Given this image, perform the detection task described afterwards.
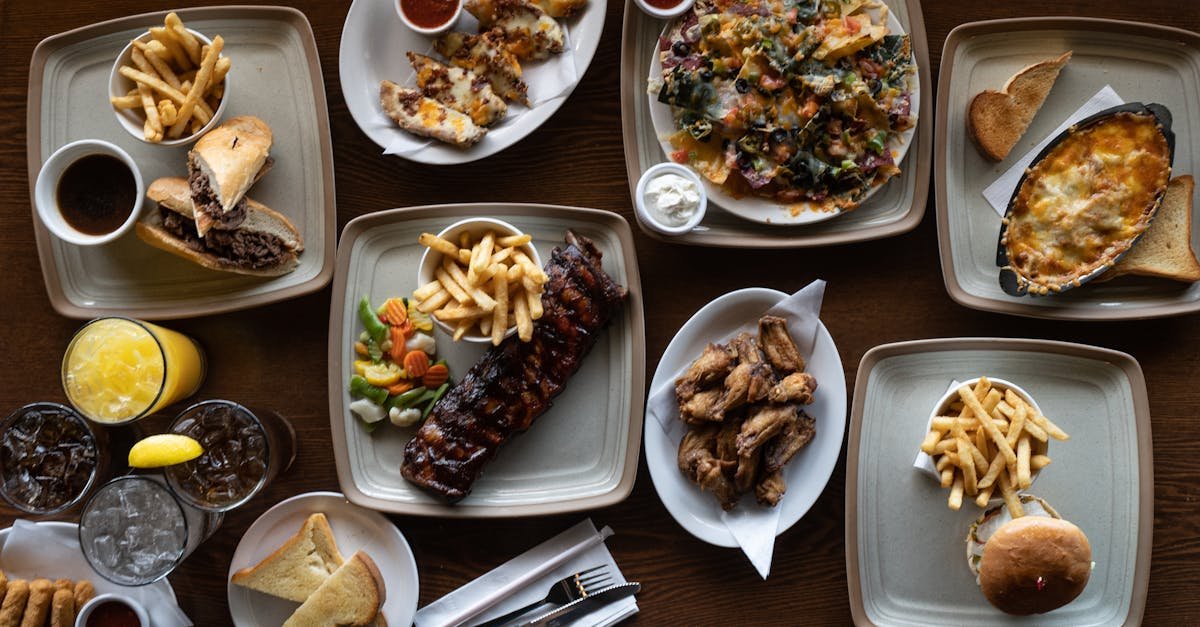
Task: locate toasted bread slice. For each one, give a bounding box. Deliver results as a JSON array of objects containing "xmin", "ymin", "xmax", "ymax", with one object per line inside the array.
[
  {"xmin": 968, "ymin": 51, "xmax": 1071, "ymax": 161},
  {"xmin": 283, "ymin": 551, "xmax": 385, "ymax": 627},
  {"xmin": 230, "ymin": 513, "xmax": 344, "ymax": 603},
  {"xmin": 1097, "ymin": 176, "xmax": 1200, "ymax": 283}
]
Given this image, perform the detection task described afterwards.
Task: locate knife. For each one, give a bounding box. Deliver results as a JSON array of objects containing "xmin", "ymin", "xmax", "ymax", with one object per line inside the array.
[{"xmin": 512, "ymin": 582, "xmax": 641, "ymax": 627}]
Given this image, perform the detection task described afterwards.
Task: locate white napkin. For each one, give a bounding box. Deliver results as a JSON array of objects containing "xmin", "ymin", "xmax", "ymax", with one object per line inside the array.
[
  {"xmin": 382, "ymin": 19, "xmax": 580, "ymax": 158},
  {"xmin": 912, "ymin": 380, "xmax": 960, "ymax": 480},
  {"xmin": 982, "ymin": 85, "xmax": 1124, "ymax": 215},
  {"xmin": 415, "ymin": 519, "xmax": 637, "ymax": 627},
  {"xmin": 645, "ymin": 280, "xmax": 827, "ymax": 579},
  {"xmin": 0, "ymin": 519, "xmax": 191, "ymax": 627}
]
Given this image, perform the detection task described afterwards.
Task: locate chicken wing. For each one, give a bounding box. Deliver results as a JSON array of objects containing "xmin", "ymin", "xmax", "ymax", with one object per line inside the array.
[
  {"xmin": 763, "ymin": 409, "xmax": 816, "ymax": 473},
  {"xmin": 677, "ymin": 425, "xmax": 739, "ymax": 510},
  {"xmin": 729, "ymin": 332, "xmax": 765, "ymax": 365},
  {"xmin": 734, "ymin": 449, "xmax": 761, "ymax": 493},
  {"xmin": 736, "ymin": 404, "xmax": 797, "ymax": 457},
  {"xmin": 675, "ymin": 343, "xmax": 734, "ymax": 402},
  {"xmin": 755, "ymin": 469, "xmax": 786, "ymax": 506},
  {"xmin": 768, "ymin": 372, "xmax": 818, "ymax": 404},
  {"xmin": 679, "ymin": 389, "xmax": 724, "ymax": 424},
  {"xmin": 758, "ymin": 315, "xmax": 805, "ymax": 374}
]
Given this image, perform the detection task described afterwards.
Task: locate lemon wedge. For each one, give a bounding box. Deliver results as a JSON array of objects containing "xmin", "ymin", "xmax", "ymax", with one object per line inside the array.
[{"xmin": 128, "ymin": 434, "xmax": 204, "ymax": 468}]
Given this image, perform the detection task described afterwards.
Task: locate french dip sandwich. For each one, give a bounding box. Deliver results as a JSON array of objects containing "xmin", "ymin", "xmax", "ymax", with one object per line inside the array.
[
  {"xmin": 137, "ymin": 177, "xmax": 302, "ymax": 277},
  {"xmin": 188, "ymin": 115, "xmax": 274, "ymax": 236}
]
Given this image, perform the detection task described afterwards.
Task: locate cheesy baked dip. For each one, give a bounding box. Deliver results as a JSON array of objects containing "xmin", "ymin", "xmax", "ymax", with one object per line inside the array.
[{"xmin": 1002, "ymin": 111, "xmax": 1171, "ymax": 295}]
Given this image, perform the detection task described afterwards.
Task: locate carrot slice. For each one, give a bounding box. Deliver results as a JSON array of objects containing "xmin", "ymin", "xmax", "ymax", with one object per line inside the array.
[
  {"xmin": 386, "ymin": 298, "xmax": 408, "ymax": 326},
  {"xmin": 404, "ymin": 350, "xmax": 430, "ymax": 378},
  {"xmin": 422, "ymin": 363, "xmax": 449, "ymax": 388},
  {"xmin": 387, "ymin": 381, "xmax": 414, "ymax": 396},
  {"xmin": 389, "ymin": 326, "xmax": 407, "ymax": 363}
]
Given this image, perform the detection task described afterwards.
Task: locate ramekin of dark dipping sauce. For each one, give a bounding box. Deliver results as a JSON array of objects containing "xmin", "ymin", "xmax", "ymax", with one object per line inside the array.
[
  {"xmin": 75, "ymin": 594, "xmax": 149, "ymax": 627},
  {"xmin": 34, "ymin": 140, "xmax": 144, "ymax": 246},
  {"xmin": 395, "ymin": 0, "xmax": 462, "ymax": 35}
]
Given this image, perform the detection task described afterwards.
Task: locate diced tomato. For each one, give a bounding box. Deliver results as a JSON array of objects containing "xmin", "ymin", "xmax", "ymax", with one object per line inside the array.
[
  {"xmin": 845, "ymin": 16, "xmax": 861, "ymax": 34},
  {"xmin": 670, "ymin": 149, "xmax": 690, "ymax": 163}
]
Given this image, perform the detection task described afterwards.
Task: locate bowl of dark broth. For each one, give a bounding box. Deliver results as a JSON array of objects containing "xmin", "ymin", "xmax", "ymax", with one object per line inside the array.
[{"xmin": 35, "ymin": 140, "xmax": 143, "ymax": 245}]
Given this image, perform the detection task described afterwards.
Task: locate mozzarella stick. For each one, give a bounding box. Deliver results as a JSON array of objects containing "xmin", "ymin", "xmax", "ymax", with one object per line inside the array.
[
  {"xmin": 0, "ymin": 580, "xmax": 27, "ymax": 627},
  {"xmin": 20, "ymin": 579, "xmax": 52, "ymax": 627},
  {"xmin": 49, "ymin": 589, "xmax": 74, "ymax": 627},
  {"xmin": 73, "ymin": 581, "xmax": 94, "ymax": 611}
]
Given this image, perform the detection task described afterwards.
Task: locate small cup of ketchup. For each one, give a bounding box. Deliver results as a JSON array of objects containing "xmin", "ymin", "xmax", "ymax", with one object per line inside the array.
[
  {"xmin": 74, "ymin": 594, "xmax": 149, "ymax": 627},
  {"xmin": 34, "ymin": 139, "xmax": 144, "ymax": 246},
  {"xmin": 634, "ymin": 0, "xmax": 694, "ymax": 19},
  {"xmin": 395, "ymin": 0, "xmax": 462, "ymax": 35}
]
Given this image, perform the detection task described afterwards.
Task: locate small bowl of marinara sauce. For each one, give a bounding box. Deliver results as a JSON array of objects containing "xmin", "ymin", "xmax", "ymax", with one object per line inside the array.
[
  {"xmin": 634, "ymin": 0, "xmax": 694, "ymax": 19},
  {"xmin": 396, "ymin": 0, "xmax": 462, "ymax": 36}
]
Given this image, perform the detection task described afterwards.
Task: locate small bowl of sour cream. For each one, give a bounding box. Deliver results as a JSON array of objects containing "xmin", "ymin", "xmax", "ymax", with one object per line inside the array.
[{"xmin": 635, "ymin": 162, "xmax": 706, "ymax": 236}]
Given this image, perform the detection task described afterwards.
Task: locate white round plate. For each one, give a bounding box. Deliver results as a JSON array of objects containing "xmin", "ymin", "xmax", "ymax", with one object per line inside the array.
[
  {"xmin": 227, "ymin": 491, "xmax": 419, "ymax": 626},
  {"xmin": 646, "ymin": 11, "xmax": 920, "ymax": 225},
  {"xmin": 339, "ymin": 0, "xmax": 607, "ymax": 164},
  {"xmin": 645, "ymin": 288, "xmax": 847, "ymax": 547},
  {"xmin": 0, "ymin": 521, "xmax": 180, "ymax": 616}
]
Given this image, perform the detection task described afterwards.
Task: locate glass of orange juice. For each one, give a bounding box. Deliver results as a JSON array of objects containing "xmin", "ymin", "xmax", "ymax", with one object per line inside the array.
[{"xmin": 62, "ymin": 318, "xmax": 206, "ymax": 425}]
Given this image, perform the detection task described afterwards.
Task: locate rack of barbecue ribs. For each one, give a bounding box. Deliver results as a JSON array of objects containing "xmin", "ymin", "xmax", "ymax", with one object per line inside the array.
[{"xmin": 400, "ymin": 231, "xmax": 627, "ymax": 502}]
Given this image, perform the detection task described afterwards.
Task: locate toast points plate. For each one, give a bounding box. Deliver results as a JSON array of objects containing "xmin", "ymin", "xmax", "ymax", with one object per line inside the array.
[
  {"xmin": 227, "ymin": 491, "xmax": 419, "ymax": 627},
  {"xmin": 645, "ymin": 11, "xmax": 920, "ymax": 226},
  {"xmin": 27, "ymin": 6, "xmax": 335, "ymax": 319},
  {"xmin": 644, "ymin": 288, "xmax": 846, "ymax": 547},
  {"xmin": 339, "ymin": 0, "xmax": 605, "ymax": 164},
  {"xmin": 846, "ymin": 338, "xmax": 1152, "ymax": 626},
  {"xmin": 936, "ymin": 17, "xmax": 1200, "ymax": 320},
  {"xmin": 327, "ymin": 204, "xmax": 645, "ymax": 517}
]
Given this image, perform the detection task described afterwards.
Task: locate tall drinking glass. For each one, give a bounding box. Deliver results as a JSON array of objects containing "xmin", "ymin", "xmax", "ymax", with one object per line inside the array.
[
  {"xmin": 0, "ymin": 402, "xmax": 107, "ymax": 515},
  {"xmin": 78, "ymin": 475, "xmax": 221, "ymax": 586},
  {"xmin": 163, "ymin": 400, "xmax": 295, "ymax": 512},
  {"xmin": 62, "ymin": 318, "xmax": 206, "ymax": 425}
]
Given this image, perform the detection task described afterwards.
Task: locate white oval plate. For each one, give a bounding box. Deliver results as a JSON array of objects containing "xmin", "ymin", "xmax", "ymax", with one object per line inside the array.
[
  {"xmin": 645, "ymin": 288, "xmax": 847, "ymax": 547},
  {"xmin": 339, "ymin": 0, "xmax": 606, "ymax": 164},
  {"xmin": 0, "ymin": 521, "xmax": 180, "ymax": 621},
  {"xmin": 646, "ymin": 10, "xmax": 920, "ymax": 225},
  {"xmin": 227, "ymin": 491, "xmax": 419, "ymax": 626}
]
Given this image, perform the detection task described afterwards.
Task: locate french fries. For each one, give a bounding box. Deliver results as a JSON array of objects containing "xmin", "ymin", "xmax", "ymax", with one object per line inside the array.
[
  {"xmin": 112, "ymin": 13, "xmax": 229, "ymax": 143},
  {"xmin": 415, "ymin": 228, "xmax": 546, "ymax": 345},
  {"xmin": 920, "ymin": 377, "xmax": 1068, "ymax": 519}
]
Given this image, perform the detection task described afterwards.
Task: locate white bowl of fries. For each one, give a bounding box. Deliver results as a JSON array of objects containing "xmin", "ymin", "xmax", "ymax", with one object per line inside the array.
[
  {"xmin": 918, "ymin": 376, "xmax": 1070, "ymax": 514},
  {"xmin": 108, "ymin": 13, "xmax": 231, "ymax": 146},
  {"xmin": 415, "ymin": 217, "xmax": 545, "ymax": 345}
]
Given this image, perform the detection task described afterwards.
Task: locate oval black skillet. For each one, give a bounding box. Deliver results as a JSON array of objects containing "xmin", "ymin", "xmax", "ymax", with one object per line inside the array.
[{"xmin": 996, "ymin": 102, "xmax": 1176, "ymax": 297}]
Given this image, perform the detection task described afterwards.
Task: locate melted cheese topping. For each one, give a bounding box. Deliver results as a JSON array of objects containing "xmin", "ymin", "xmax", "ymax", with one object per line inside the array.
[{"xmin": 1004, "ymin": 113, "xmax": 1171, "ymax": 292}]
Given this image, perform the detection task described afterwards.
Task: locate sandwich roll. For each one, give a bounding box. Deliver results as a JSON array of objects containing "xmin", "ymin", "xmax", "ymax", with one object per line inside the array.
[
  {"xmin": 138, "ymin": 177, "xmax": 303, "ymax": 277},
  {"xmin": 188, "ymin": 115, "xmax": 273, "ymax": 236}
]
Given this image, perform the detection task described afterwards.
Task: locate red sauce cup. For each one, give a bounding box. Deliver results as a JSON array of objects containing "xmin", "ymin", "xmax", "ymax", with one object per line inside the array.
[{"xmin": 395, "ymin": 0, "xmax": 462, "ymax": 36}]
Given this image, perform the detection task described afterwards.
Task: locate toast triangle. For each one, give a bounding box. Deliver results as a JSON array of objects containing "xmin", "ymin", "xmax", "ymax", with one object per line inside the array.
[
  {"xmin": 968, "ymin": 51, "xmax": 1071, "ymax": 161},
  {"xmin": 230, "ymin": 513, "xmax": 345, "ymax": 603}
]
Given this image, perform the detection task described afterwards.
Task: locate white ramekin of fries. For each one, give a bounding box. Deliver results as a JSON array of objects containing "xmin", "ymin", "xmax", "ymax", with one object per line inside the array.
[
  {"xmin": 108, "ymin": 13, "xmax": 231, "ymax": 146},
  {"xmin": 415, "ymin": 217, "xmax": 545, "ymax": 345},
  {"xmin": 917, "ymin": 376, "xmax": 1070, "ymax": 517}
]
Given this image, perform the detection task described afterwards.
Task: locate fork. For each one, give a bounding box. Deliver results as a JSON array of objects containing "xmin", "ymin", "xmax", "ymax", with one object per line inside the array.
[{"xmin": 475, "ymin": 565, "xmax": 613, "ymax": 627}]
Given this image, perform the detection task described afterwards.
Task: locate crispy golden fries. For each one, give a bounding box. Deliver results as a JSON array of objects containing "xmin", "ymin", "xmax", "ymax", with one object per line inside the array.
[
  {"xmin": 920, "ymin": 377, "xmax": 1068, "ymax": 518},
  {"xmin": 416, "ymin": 228, "xmax": 546, "ymax": 345},
  {"xmin": 113, "ymin": 13, "xmax": 229, "ymax": 142}
]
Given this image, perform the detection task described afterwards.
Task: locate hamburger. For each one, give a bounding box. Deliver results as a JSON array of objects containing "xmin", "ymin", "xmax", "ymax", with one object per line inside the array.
[
  {"xmin": 187, "ymin": 115, "xmax": 273, "ymax": 236},
  {"xmin": 966, "ymin": 495, "xmax": 1092, "ymax": 615},
  {"xmin": 137, "ymin": 177, "xmax": 302, "ymax": 277}
]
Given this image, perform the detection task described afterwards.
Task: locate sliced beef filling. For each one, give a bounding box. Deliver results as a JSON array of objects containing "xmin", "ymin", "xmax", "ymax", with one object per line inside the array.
[
  {"xmin": 187, "ymin": 156, "xmax": 247, "ymax": 231},
  {"xmin": 160, "ymin": 207, "xmax": 289, "ymax": 269}
]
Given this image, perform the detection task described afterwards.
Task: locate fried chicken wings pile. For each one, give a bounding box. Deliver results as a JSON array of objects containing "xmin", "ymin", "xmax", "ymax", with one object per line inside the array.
[{"xmin": 675, "ymin": 315, "xmax": 818, "ymax": 510}]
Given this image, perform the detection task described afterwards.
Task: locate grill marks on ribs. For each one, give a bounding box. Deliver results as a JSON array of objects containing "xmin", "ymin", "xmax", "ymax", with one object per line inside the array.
[{"xmin": 400, "ymin": 232, "xmax": 627, "ymax": 502}]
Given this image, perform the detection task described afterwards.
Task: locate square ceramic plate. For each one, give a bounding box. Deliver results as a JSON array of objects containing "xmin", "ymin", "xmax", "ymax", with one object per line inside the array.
[
  {"xmin": 846, "ymin": 338, "xmax": 1152, "ymax": 626},
  {"xmin": 618, "ymin": 0, "xmax": 931, "ymax": 247},
  {"xmin": 936, "ymin": 17, "xmax": 1200, "ymax": 320},
  {"xmin": 27, "ymin": 6, "xmax": 335, "ymax": 319},
  {"xmin": 327, "ymin": 204, "xmax": 645, "ymax": 517}
]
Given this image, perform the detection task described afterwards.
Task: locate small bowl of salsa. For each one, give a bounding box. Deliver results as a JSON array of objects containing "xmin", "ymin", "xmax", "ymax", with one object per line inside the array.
[
  {"xmin": 34, "ymin": 139, "xmax": 144, "ymax": 246},
  {"xmin": 396, "ymin": 0, "xmax": 462, "ymax": 35},
  {"xmin": 75, "ymin": 594, "xmax": 149, "ymax": 627},
  {"xmin": 633, "ymin": 0, "xmax": 694, "ymax": 19}
]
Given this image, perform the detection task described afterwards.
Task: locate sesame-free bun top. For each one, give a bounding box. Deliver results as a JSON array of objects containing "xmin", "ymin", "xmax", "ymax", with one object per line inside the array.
[{"xmin": 978, "ymin": 516, "xmax": 1092, "ymax": 615}]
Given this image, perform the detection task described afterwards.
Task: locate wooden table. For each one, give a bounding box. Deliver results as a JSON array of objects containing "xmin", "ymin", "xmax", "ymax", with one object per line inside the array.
[{"xmin": 2, "ymin": 0, "xmax": 1197, "ymax": 624}]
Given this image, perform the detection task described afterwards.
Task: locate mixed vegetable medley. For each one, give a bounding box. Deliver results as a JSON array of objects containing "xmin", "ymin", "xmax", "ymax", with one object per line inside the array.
[
  {"xmin": 653, "ymin": 0, "xmax": 916, "ymax": 212},
  {"xmin": 348, "ymin": 295, "xmax": 452, "ymax": 432}
]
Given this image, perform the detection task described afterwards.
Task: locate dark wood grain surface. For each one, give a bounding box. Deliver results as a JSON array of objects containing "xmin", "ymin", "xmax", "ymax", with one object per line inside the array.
[{"xmin": 2, "ymin": 0, "xmax": 1198, "ymax": 624}]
